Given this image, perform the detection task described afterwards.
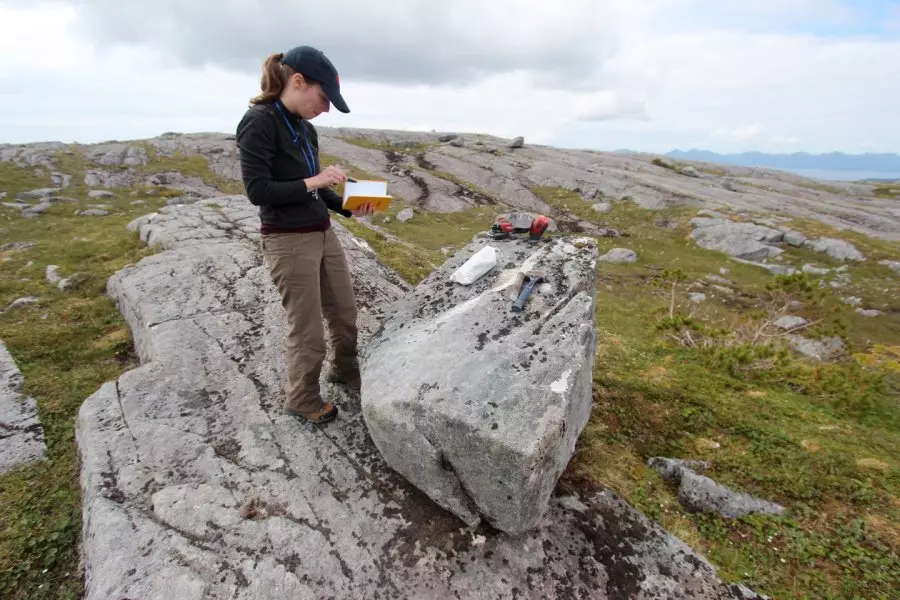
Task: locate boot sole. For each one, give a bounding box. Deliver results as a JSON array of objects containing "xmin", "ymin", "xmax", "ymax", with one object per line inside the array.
[{"xmin": 284, "ymin": 405, "xmax": 339, "ymax": 424}]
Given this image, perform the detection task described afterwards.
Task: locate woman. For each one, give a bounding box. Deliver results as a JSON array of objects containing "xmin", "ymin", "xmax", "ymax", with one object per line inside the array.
[{"xmin": 236, "ymin": 45, "xmax": 373, "ymax": 425}]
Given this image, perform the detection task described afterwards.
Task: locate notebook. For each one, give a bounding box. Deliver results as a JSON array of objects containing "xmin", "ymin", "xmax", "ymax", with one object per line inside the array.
[{"xmin": 342, "ymin": 179, "xmax": 393, "ymax": 212}]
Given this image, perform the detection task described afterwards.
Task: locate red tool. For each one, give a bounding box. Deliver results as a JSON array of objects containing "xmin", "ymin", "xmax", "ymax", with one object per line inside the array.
[
  {"xmin": 490, "ymin": 214, "xmax": 550, "ymax": 242},
  {"xmin": 491, "ymin": 217, "xmax": 515, "ymax": 239},
  {"xmin": 529, "ymin": 215, "xmax": 550, "ymax": 242}
]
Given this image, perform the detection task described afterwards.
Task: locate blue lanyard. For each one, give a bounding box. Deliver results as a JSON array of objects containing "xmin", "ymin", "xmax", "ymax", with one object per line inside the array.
[{"xmin": 274, "ymin": 101, "xmax": 317, "ymax": 176}]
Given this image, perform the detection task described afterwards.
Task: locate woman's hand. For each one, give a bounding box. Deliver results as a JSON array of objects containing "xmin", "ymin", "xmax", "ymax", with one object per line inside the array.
[
  {"xmin": 351, "ymin": 202, "xmax": 376, "ymax": 217},
  {"xmin": 306, "ymin": 165, "xmax": 347, "ymax": 190}
]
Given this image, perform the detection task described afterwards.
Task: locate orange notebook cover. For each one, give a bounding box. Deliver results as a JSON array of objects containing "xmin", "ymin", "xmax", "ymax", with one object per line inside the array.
[{"xmin": 342, "ymin": 180, "xmax": 392, "ymax": 212}]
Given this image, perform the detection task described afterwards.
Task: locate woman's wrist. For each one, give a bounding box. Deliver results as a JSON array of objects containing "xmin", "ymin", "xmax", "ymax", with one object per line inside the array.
[{"xmin": 304, "ymin": 176, "xmax": 320, "ymax": 191}]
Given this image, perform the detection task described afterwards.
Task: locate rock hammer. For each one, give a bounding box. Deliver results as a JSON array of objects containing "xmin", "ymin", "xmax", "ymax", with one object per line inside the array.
[{"xmin": 511, "ymin": 270, "xmax": 546, "ymax": 312}]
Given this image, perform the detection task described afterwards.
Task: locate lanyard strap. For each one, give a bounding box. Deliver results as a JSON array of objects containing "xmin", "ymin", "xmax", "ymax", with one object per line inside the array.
[{"xmin": 274, "ymin": 101, "xmax": 317, "ymax": 176}]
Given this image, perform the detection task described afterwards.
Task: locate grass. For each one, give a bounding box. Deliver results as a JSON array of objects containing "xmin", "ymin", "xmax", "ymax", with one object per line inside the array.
[
  {"xmin": 874, "ymin": 186, "xmax": 900, "ymax": 199},
  {"xmin": 0, "ymin": 152, "xmax": 234, "ymax": 598}
]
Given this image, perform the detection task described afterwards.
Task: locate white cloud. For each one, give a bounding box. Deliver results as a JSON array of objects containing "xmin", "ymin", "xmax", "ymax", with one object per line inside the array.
[{"xmin": 0, "ymin": 0, "xmax": 898, "ymax": 155}]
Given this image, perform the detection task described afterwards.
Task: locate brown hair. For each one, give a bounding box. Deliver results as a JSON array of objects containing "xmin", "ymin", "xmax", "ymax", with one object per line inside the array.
[{"xmin": 250, "ymin": 52, "xmax": 296, "ymax": 105}]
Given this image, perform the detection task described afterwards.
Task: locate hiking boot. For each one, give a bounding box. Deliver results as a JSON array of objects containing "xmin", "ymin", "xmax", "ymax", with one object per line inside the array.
[
  {"xmin": 325, "ymin": 365, "xmax": 361, "ymax": 393},
  {"xmin": 284, "ymin": 402, "xmax": 339, "ymax": 424}
]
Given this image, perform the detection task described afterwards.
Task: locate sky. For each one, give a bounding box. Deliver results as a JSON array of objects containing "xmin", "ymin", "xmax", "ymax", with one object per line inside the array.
[{"xmin": 0, "ymin": 0, "xmax": 898, "ymax": 154}]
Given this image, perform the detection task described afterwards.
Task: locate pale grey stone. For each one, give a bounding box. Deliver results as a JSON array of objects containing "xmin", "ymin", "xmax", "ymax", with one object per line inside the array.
[
  {"xmin": 78, "ymin": 196, "xmax": 766, "ymax": 599},
  {"xmin": 730, "ymin": 258, "xmax": 797, "ymax": 275},
  {"xmin": 856, "ymin": 308, "xmax": 882, "ymax": 317},
  {"xmin": 783, "ymin": 230, "xmax": 807, "ymax": 247},
  {"xmin": 803, "ymin": 237, "xmax": 865, "ymax": 262},
  {"xmin": 22, "ymin": 201, "xmax": 52, "ymax": 217},
  {"xmin": 774, "ymin": 316, "xmax": 808, "ymax": 330},
  {"xmin": 689, "ymin": 293, "xmax": 707, "ymax": 303},
  {"xmin": 0, "ymin": 340, "xmax": 47, "ymax": 473},
  {"xmin": 438, "ymin": 134, "xmax": 457, "ymax": 142},
  {"xmin": 0, "ymin": 241, "xmax": 34, "ymax": 252},
  {"xmin": 88, "ymin": 190, "xmax": 116, "ymax": 199},
  {"xmin": 802, "ymin": 264, "xmax": 831, "ymax": 275},
  {"xmin": 46, "ymin": 265, "xmax": 61, "ymax": 284},
  {"xmin": 591, "ymin": 202, "xmax": 612, "ymax": 214},
  {"xmin": 879, "ymin": 260, "xmax": 900, "ymax": 274},
  {"xmin": 51, "ymin": 171, "xmax": 72, "ymax": 187},
  {"xmin": 841, "ymin": 296, "xmax": 862, "ymax": 307},
  {"xmin": 788, "ymin": 335, "xmax": 844, "ymax": 361},
  {"xmin": 2, "ymin": 296, "xmax": 39, "ymax": 313},
  {"xmin": 829, "ymin": 274, "xmax": 852, "ymax": 289},
  {"xmin": 599, "ymin": 248, "xmax": 637, "ymax": 264},
  {"xmin": 362, "ymin": 235, "xmax": 599, "ymax": 533},
  {"xmin": 508, "ymin": 136, "xmax": 525, "ymax": 148},
  {"xmin": 396, "ymin": 208, "xmax": 415, "ymax": 223},
  {"xmin": 88, "ymin": 143, "xmax": 148, "ymax": 167},
  {"xmin": 59, "ymin": 273, "xmax": 90, "ymax": 292},
  {"xmin": 84, "ymin": 169, "xmax": 137, "ymax": 188},
  {"xmin": 77, "ymin": 209, "xmax": 110, "ymax": 217},
  {"xmin": 690, "ymin": 219, "xmax": 784, "ymax": 261},
  {"xmin": 681, "ymin": 166, "xmax": 701, "ymax": 178},
  {"xmin": 16, "ymin": 187, "xmax": 61, "ymax": 200},
  {"xmin": 722, "ymin": 179, "xmax": 743, "ymax": 192},
  {"xmin": 705, "ymin": 274, "xmax": 733, "ymax": 285},
  {"xmin": 649, "ymin": 458, "xmax": 785, "ymax": 519}
]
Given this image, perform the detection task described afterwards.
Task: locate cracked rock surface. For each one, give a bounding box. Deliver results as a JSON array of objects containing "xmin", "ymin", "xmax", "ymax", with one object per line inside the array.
[
  {"xmin": 361, "ymin": 235, "xmax": 599, "ymax": 534},
  {"xmin": 77, "ymin": 196, "xmax": 767, "ymax": 599},
  {"xmin": 0, "ymin": 340, "xmax": 47, "ymax": 473}
]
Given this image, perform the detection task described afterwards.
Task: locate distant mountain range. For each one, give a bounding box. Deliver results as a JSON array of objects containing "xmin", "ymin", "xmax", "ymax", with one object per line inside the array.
[{"xmin": 660, "ymin": 150, "xmax": 900, "ymax": 174}]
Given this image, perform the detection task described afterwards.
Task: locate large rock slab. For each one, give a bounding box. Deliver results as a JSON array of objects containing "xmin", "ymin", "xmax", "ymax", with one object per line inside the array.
[
  {"xmin": 0, "ymin": 340, "xmax": 46, "ymax": 473},
  {"xmin": 689, "ymin": 217, "xmax": 784, "ymax": 261},
  {"xmin": 77, "ymin": 195, "xmax": 767, "ymax": 599},
  {"xmin": 361, "ymin": 235, "xmax": 599, "ymax": 534}
]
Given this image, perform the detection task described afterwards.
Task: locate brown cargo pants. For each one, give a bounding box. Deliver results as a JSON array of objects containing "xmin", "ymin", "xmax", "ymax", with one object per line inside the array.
[{"xmin": 260, "ymin": 228, "xmax": 359, "ymax": 413}]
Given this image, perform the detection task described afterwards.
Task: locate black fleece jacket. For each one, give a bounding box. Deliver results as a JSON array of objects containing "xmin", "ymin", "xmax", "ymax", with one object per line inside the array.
[{"xmin": 235, "ymin": 102, "xmax": 351, "ymax": 232}]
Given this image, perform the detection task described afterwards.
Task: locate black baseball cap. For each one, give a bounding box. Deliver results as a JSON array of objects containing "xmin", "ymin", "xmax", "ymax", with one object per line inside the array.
[{"xmin": 281, "ymin": 45, "xmax": 350, "ymax": 113}]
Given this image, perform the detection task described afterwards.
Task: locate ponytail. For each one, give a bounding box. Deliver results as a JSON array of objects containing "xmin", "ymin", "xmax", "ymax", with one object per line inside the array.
[{"xmin": 249, "ymin": 52, "xmax": 296, "ymax": 105}]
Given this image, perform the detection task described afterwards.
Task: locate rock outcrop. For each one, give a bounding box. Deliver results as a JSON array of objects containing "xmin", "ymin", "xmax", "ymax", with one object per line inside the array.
[
  {"xmin": 649, "ymin": 458, "xmax": 786, "ymax": 519},
  {"xmin": 361, "ymin": 235, "xmax": 598, "ymax": 534},
  {"xmin": 76, "ymin": 196, "xmax": 767, "ymax": 599},
  {"xmin": 0, "ymin": 340, "xmax": 46, "ymax": 473}
]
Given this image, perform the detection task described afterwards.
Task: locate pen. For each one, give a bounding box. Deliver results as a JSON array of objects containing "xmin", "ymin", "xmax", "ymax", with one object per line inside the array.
[{"xmin": 346, "ymin": 177, "xmax": 357, "ymax": 183}]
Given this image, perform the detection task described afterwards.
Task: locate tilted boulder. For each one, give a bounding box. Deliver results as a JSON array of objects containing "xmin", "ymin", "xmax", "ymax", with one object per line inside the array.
[{"xmin": 361, "ymin": 235, "xmax": 599, "ymax": 534}]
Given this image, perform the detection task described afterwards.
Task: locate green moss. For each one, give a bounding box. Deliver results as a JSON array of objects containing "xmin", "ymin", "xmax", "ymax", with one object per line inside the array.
[{"xmin": 336, "ymin": 218, "xmax": 442, "ymax": 285}]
